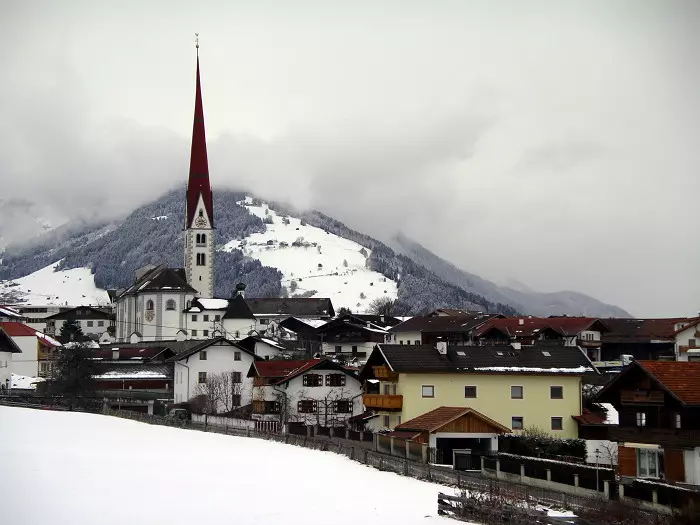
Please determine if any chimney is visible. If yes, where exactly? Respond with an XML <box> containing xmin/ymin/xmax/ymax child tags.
<box><xmin>436</xmin><ymin>341</ymin><xmax>447</xmax><ymax>355</ymax></box>
<box><xmin>518</xmin><ymin>319</ymin><xmax>524</xmax><ymax>325</ymax></box>
<box><xmin>366</xmin><ymin>322</ymin><xmax>371</xmax><ymax>328</ymax></box>
<box><xmin>511</xmin><ymin>342</ymin><xmax>521</xmax><ymax>351</ymax></box>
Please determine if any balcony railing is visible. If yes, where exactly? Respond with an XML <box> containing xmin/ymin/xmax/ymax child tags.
<box><xmin>609</xmin><ymin>425</ymin><xmax>700</xmax><ymax>449</ymax></box>
<box><xmin>577</xmin><ymin>338</ymin><xmax>602</xmax><ymax>347</ymax></box>
<box><xmin>620</xmin><ymin>390</ymin><xmax>664</xmax><ymax>405</ymax></box>
<box><xmin>362</xmin><ymin>394</ymin><xmax>402</xmax><ymax>411</ymax></box>
<box><xmin>372</xmin><ymin>366</ymin><xmax>398</xmax><ymax>381</ymax></box>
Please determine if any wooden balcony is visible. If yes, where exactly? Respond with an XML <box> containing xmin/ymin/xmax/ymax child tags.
<box><xmin>363</xmin><ymin>394</ymin><xmax>402</xmax><ymax>411</ymax></box>
<box><xmin>609</xmin><ymin>425</ymin><xmax>700</xmax><ymax>449</ymax></box>
<box><xmin>372</xmin><ymin>366</ymin><xmax>398</xmax><ymax>381</ymax></box>
<box><xmin>620</xmin><ymin>390</ymin><xmax>664</xmax><ymax>405</ymax></box>
<box><xmin>577</xmin><ymin>338</ymin><xmax>602</xmax><ymax>348</ymax></box>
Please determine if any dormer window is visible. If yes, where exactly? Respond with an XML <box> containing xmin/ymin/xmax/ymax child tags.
<box><xmin>199</xmin><ymin>210</ymin><xmax>203</xmax><ymax>217</ymax></box>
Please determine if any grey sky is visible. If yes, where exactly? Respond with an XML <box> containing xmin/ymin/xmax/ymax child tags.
<box><xmin>1</xmin><ymin>0</ymin><xmax>698</xmax><ymax>317</ymax></box>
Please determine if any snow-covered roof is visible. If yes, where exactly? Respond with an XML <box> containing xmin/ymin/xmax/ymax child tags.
<box><xmin>0</xmin><ymin>306</ymin><xmax>23</xmax><ymax>318</ymax></box>
<box><xmin>472</xmin><ymin>366</ymin><xmax>594</xmax><ymax>374</ymax></box>
<box><xmin>36</xmin><ymin>332</ymin><xmax>61</xmax><ymax>347</ymax></box>
<box><xmin>94</xmin><ymin>370</ymin><xmax>169</xmax><ymax>380</ymax></box>
<box><xmin>197</xmin><ymin>298</ymin><xmax>229</xmax><ymax>310</ymax></box>
<box><xmin>295</xmin><ymin>318</ymin><xmax>328</xmax><ymax>328</ymax></box>
<box><xmin>259</xmin><ymin>337</ymin><xmax>285</xmax><ymax>349</ymax></box>
<box><xmin>10</xmin><ymin>373</ymin><xmax>45</xmax><ymax>389</ymax></box>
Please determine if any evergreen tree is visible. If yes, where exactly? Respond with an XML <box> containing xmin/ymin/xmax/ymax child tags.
<box><xmin>59</xmin><ymin>319</ymin><xmax>84</xmax><ymax>343</ymax></box>
<box><xmin>49</xmin><ymin>344</ymin><xmax>101</xmax><ymax>409</ymax></box>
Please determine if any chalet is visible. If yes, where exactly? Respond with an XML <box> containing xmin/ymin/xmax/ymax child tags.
<box><xmin>598</xmin><ymin>318</ymin><xmax>683</xmax><ymax>368</ymax></box>
<box><xmin>246</xmin><ymin>297</ymin><xmax>335</xmax><ymax>326</ymax></box>
<box><xmin>317</xmin><ymin>315</ymin><xmax>388</xmax><ymax>361</ymax></box>
<box><xmin>596</xmin><ymin>361</ymin><xmax>700</xmax><ymax>485</ymax></box>
<box><xmin>360</xmin><ymin>342</ymin><xmax>596</xmax><ymax>436</ymax></box>
<box><xmin>0</xmin><ymin>322</ymin><xmax>61</xmax><ymax>377</ymax></box>
<box><xmin>0</xmin><ymin>328</ymin><xmax>22</xmax><ymax>391</ymax></box>
<box><xmin>387</xmin><ymin>314</ymin><xmax>500</xmax><ymax>346</ymax></box>
<box><xmin>674</xmin><ymin>317</ymin><xmax>700</xmax><ymax>362</ymax></box>
<box><xmin>247</xmin><ymin>358</ymin><xmax>362</xmax><ymax>427</ymax></box>
<box><xmin>44</xmin><ymin>306</ymin><xmax>114</xmax><ymax>340</ymax></box>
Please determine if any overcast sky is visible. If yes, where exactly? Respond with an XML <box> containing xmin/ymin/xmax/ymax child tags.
<box><xmin>1</xmin><ymin>0</ymin><xmax>699</xmax><ymax>317</ymax></box>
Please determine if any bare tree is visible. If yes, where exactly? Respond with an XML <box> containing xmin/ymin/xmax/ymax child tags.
<box><xmin>192</xmin><ymin>372</ymin><xmax>249</xmax><ymax>414</ymax></box>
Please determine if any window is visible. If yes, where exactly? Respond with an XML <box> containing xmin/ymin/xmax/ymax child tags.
<box><xmin>234</xmin><ymin>351</ymin><xmax>241</xmax><ymax>361</ymax></box>
<box><xmin>298</xmin><ymin>400</ymin><xmax>317</xmax><ymax>413</ymax></box>
<box><xmin>551</xmin><ymin>417</ymin><xmax>563</xmax><ymax>431</ymax></box>
<box><xmin>383</xmin><ymin>383</ymin><xmax>397</xmax><ymax>395</ymax></box>
<box><xmin>511</xmin><ymin>386</ymin><xmax>523</xmax><ymax>399</ymax></box>
<box><xmin>415</xmin><ymin>340</ymin><xmax>420</xmax><ymax>345</ymax></box>
<box><xmin>550</xmin><ymin>386</ymin><xmax>563</xmax><ymax>399</ymax></box>
<box><xmin>335</xmin><ymin>400</ymin><xmax>352</xmax><ymax>413</ymax></box>
<box><xmin>191</xmin><ymin>329</ymin><xmax>198</xmax><ymax>337</ymax></box>
<box><xmin>232</xmin><ymin>394</ymin><xmax>241</xmax><ymax>407</ymax></box>
<box><xmin>326</xmin><ymin>374</ymin><xmax>346</xmax><ymax>386</ymax></box>
<box><xmin>636</xmin><ymin>412</ymin><xmax>646</xmax><ymax>427</ymax></box>
<box><xmin>511</xmin><ymin>417</ymin><xmax>524</xmax><ymax>430</ymax></box>
<box><xmin>335</xmin><ymin>345</ymin><xmax>342</xmax><ymax>353</ymax></box>
<box><xmin>464</xmin><ymin>386</ymin><xmax>477</xmax><ymax>398</ymax></box>
<box><xmin>383</xmin><ymin>415</ymin><xmax>390</xmax><ymax>427</ymax></box>
<box><xmin>197</xmin><ymin>253</ymin><xmax>207</xmax><ymax>266</ymax></box>
<box><xmin>192</xmin><ymin>315</ymin><xmax>198</xmax><ymax>322</ymax></box>
<box><xmin>406</xmin><ymin>340</ymin><xmax>411</xmax><ymax>345</ymax></box>
<box><xmin>201</xmin><ymin>233</ymin><xmax>206</xmax><ymax>245</ymax></box>
<box><xmin>675</xmin><ymin>413</ymin><xmax>682</xmax><ymax>429</ymax></box>
<box><xmin>198</xmin><ymin>372</ymin><xmax>207</xmax><ymax>384</ymax></box>
<box><xmin>203</xmin><ymin>330</ymin><xmax>209</xmax><ymax>337</ymax></box>
<box><xmin>351</xmin><ymin>345</ymin><xmax>358</xmax><ymax>354</ymax></box>
<box><xmin>399</xmin><ymin>340</ymin><xmax>404</xmax><ymax>345</ymax></box>
<box><xmin>214</xmin><ymin>315</ymin><xmax>221</xmax><ymax>322</ymax></box>
<box><xmin>259</xmin><ymin>319</ymin><xmax>269</xmax><ymax>325</ymax></box>
<box><xmin>421</xmin><ymin>385</ymin><xmax>434</xmax><ymax>398</ymax></box>
<box><xmin>196</xmin><ymin>233</ymin><xmax>207</xmax><ymax>246</ymax></box>
<box><xmin>87</xmin><ymin>320</ymin><xmax>93</xmax><ymax>327</ymax></box>
<box><xmin>637</xmin><ymin>449</ymin><xmax>659</xmax><ymax>478</ymax></box>
<box><xmin>232</xmin><ymin>372</ymin><xmax>242</xmax><ymax>383</ymax></box>
<box><xmin>690</xmin><ymin>339</ymin><xmax>697</xmax><ymax>348</ymax></box>
<box><xmin>98</xmin><ymin>320</ymin><xmax>104</xmax><ymax>327</ymax></box>
<box><xmin>203</xmin><ymin>315</ymin><xmax>209</xmax><ymax>322</ymax></box>
<box><xmin>199</xmin><ymin>210</ymin><xmax>203</xmax><ymax>217</ymax></box>
<box><xmin>146</xmin><ymin>300</ymin><xmax>154</xmax><ymax>311</ymax></box>
<box><xmin>303</xmin><ymin>374</ymin><xmax>323</xmax><ymax>387</ymax></box>
<box><xmin>199</xmin><ymin>351</ymin><xmax>207</xmax><ymax>360</ymax></box>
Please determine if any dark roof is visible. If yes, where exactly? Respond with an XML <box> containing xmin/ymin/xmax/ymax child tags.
<box><xmin>93</xmin><ymin>364</ymin><xmax>172</xmax><ymax>381</ymax></box>
<box><xmin>0</xmin><ymin>328</ymin><xmax>22</xmax><ymax>353</ymax></box>
<box><xmin>601</xmin><ymin>318</ymin><xmax>688</xmax><ymax>343</ymax></box>
<box><xmin>362</xmin><ymin>343</ymin><xmax>596</xmax><ymax>376</ymax></box>
<box><xmin>166</xmin><ymin>337</ymin><xmax>256</xmax><ymax>362</ymax></box>
<box><xmin>390</xmin><ymin>314</ymin><xmax>498</xmax><ymax>334</ymax></box>
<box><xmin>572</xmin><ymin>409</ymin><xmax>607</xmax><ymax>426</ymax></box>
<box><xmin>474</xmin><ymin>317</ymin><xmax>607</xmax><ymax>338</ymax></box>
<box><xmin>637</xmin><ymin>361</ymin><xmax>700</xmax><ymax>405</ymax></box>
<box><xmin>223</xmin><ymin>295</ymin><xmax>256</xmax><ymax>320</ymax></box>
<box><xmin>246</xmin><ymin>298</ymin><xmax>335</xmax><ymax>318</ymax></box>
<box><xmin>673</xmin><ymin>317</ymin><xmax>700</xmax><ymax>335</ymax></box>
<box><xmin>396</xmin><ymin>406</ymin><xmax>510</xmax><ymax>434</ymax></box>
<box><xmin>248</xmin><ymin>358</ymin><xmax>359</xmax><ymax>385</ymax></box>
<box><xmin>429</xmin><ymin>308</ymin><xmax>475</xmax><ymax>317</ymax></box>
<box><xmin>317</xmin><ymin>316</ymin><xmax>388</xmax><ymax>335</ymax></box>
<box><xmin>45</xmin><ymin>306</ymin><xmax>113</xmax><ymax>321</ymax></box>
<box><xmin>91</xmin><ymin>346</ymin><xmax>174</xmax><ymax>361</ymax></box>
<box><xmin>236</xmin><ymin>335</ymin><xmax>285</xmax><ymax>352</ymax></box>
<box><xmin>120</xmin><ymin>265</ymin><xmax>197</xmax><ymax>296</ymax></box>
<box><xmin>351</xmin><ymin>314</ymin><xmax>402</xmax><ymax>328</ymax></box>
<box><xmin>102</xmin><ymin>339</ymin><xmax>204</xmax><ymax>355</ymax></box>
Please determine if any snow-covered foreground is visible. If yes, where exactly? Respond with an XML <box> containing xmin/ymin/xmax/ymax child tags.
<box><xmin>0</xmin><ymin>260</ymin><xmax>110</xmax><ymax>306</ymax></box>
<box><xmin>2</xmin><ymin>407</ymin><xmax>454</xmax><ymax>525</ymax></box>
<box><xmin>223</xmin><ymin>198</ymin><xmax>398</xmax><ymax>313</ymax></box>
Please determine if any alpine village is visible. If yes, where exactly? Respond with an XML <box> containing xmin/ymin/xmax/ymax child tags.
<box><xmin>2</xmin><ymin>46</ymin><xmax>699</xmax><ymax>524</ymax></box>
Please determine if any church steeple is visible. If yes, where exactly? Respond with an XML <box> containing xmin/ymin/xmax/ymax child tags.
<box><xmin>184</xmin><ymin>35</ymin><xmax>214</xmax><ymax>299</ymax></box>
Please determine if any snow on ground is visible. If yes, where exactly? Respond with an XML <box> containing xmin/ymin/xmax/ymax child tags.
<box><xmin>0</xmin><ymin>260</ymin><xmax>110</xmax><ymax>306</ymax></box>
<box><xmin>223</xmin><ymin>198</ymin><xmax>398</xmax><ymax>313</ymax></box>
<box><xmin>2</xmin><ymin>406</ymin><xmax>457</xmax><ymax>525</ymax></box>
<box><xmin>10</xmin><ymin>373</ymin><xmax>45</xmax><ymax>389</ymax></box>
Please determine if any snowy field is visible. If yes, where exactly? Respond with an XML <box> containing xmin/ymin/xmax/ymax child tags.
<box><xmin>0</xmin><ymin>260</ymin><xmax>110</xmax><ymax>306</ymax></box>
<box><xmin>222</xmin><ymin>198</ymin><xmax>398</xmax><ymax>313</ymax></box>
<box><xmin>1</xmin><ymin>407</ymin><xmax>454</xmax><ymax>525</ymax></box>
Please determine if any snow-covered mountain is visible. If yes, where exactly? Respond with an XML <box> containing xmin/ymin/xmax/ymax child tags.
<box><xmin>0</xmin><ymin>198</ymin><xmax>65</xmax><ymax>250</ymax></box>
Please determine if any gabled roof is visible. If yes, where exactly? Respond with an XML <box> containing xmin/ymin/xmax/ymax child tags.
<box><xmin>166</xmin><ymin>337</ymin><xmax>257</xmax><ymax>362</ymax></box>
<box><xmin>246</xmin><ymin>298</ymin><xmax>335</xmax><ymax>318</ymax></box>
<box><xmin>673</xmin><ymin>317</ymin><xmax>700</xmax><ymax>336</ymax></box>
<box><xmin>396</xmin><ymin>406</ymin><xmax>510</xmax><ymax>434</ymax></box>
<box><xmin>93</xmin><ymin>364</ymin><xmax>172</xmax><ymax>381</ymax></box>
<box><xmin>601</xmin><ymin>318</ymin><xmax>689</xmax><ymax>343</ymax></box>
<box><xmin>237</xmin><ymin>335</ymin><xmax>285</xmax><ymax>352</ymax></box>
<box><xmin>390</xmin><ymin>314</ymin><xmax>498</xmax><ymax>334</ymax></box>
<box><xmin>362</xmin><ymin>343</ymin><xmax>595</xmax><ymax>377</ymax></box>
<box><xmin>0</xmin><ymin>321</ymin><xmax>38</xmax><ymax>337</ymax></box>
<box><xmin>0</xmin><ymin>306</ymin><xmax>24</xmax><ymax>319</ymax></box>
<box><xmin>0</xmin><ymin>328</ymin><xmax>22</xmax><ymax>353</ymax></box>
<box><xmin>120</xmin><ymin>265</ymin><xmax>197</xmax><ymax>297</ymax></box>
<box><xmin>572</xmin><ymin>409</ymin><xmax>607</xmax><ymax>426</ymax></box>
<box><xmin>350</xmin><ymin>314</ymin><xmax>402</xmax><ymax>328</ymax></box>
<box><xmin>91</xmin><ymin>346</ymin><xmax>174</xmax><ymax>361</ymax></box>
<box><xmin>222</xmin><ymin>295</ymin><xmax>256</xmax><ymax>320</ymax></box>
<box><xmin>317</xmin><ymin>316</ymin><xmax>388</xmax><ymax>335</ymax></box>
<box><xmin>45</xmin><ymin>306</ymin><xmax>113</xmax><ymax>321</ymax></box>
<box><xmin>248</xmin><ymin>358</ymin><xmax>359</xmax><ymax>385</ymax></box>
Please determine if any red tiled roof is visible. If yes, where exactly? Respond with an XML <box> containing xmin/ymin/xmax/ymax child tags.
<box><xmin>636</xmin><ymin>361</ymin><xmax>700</xmax><ymax>405</ymax></box>
<box><xmin>546</xmin><ymin>317</ymin><xmax>606</xmax><ymax>336</ymax></box>
<box><xmin>673</xmin><ymin>317</ymin><xmax>700</xmax><ymax>336</ymax></box>
<box><xmin>573</xmin><ymin>409</ymin><xmax>607</xmax><ymax>425</ymax></box>
<box><xmin>396</xmin><ymin>406</ymin><xmax>510</xmax><ymax>433</ymax></box>
<box><xmin>0</xmin><ymin>322</ymin><xmax>38</xmax><ymax>337</ymax></box>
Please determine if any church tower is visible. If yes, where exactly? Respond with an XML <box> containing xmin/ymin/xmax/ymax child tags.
<box><xmin>184</xmin><ymin>38</ymin><xmax>214</xmax><ymax>298</ymax></box>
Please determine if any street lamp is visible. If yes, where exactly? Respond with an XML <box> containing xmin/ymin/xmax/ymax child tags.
<box><xmin>595</xmin><ymin>448</ymin><xmax>601</xmax><ymax>493</ymax></box>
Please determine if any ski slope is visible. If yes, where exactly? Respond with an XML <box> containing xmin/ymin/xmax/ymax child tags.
<box><xmin>2</xmin><ymin>406</ymin><xmax>455</xmax><ymax>525</ymax></box>
<box><xmin>0</xmin><ymin>260</ymin><xmax>110</xmax><ymax>306</ymax></box>
<box><xmin>223</xmin><ymin>198</ymin><xmax>398</xmax><ymax>313</ymax></box>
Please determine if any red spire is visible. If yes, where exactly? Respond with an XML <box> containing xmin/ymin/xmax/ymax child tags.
<box><xmin>185</xmin><ymin>49</ymin><xmax>213</xmax><ymax>228</ymax></box>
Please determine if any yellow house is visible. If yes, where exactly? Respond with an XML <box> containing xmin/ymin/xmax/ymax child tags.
<box><xmin>360</xmin><ymin>342</ymin><xmax>596</xmax><ymax>439</ymax></box>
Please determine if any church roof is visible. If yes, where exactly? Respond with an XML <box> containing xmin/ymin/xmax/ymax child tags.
<box><xmin>223</xmin><ymin>295</ymin><xmax>256</xmax><ymax>320</ymax></box>
<box><xmin>185</xmin><ymin>51</ymin><xmax>213</xmax><ymax>228</ymax></box>
<box><xmin>119</xmin><ymin>265</ymin><xmax>197</xmax><ymax>297</ymax></box>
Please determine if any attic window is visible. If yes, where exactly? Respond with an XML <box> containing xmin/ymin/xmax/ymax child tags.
<box><xmin>542</xmin><ymin>351</ymin><xmax>551</xmax><ymax>357</ymax></box>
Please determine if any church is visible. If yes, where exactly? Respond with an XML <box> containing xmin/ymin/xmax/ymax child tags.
<box><xmin>114</xmin><ymin>45</ymin><xmax>254</xmax><ymax>343</ymax></box>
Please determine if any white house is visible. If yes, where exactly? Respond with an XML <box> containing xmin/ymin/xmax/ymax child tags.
<box><xmin>0</xmin><ymin>322</ymin><xmax>60</xmax><ymax>377</ymax></box>
<box><xmin>169</xmin><ymin>337</ymin><xmax>260</xmax><ymax>412</ymax></box>
<box><xmin>675</xmin><ymin>317</ymin><xmax>700</xmax><ymax>362</ymax></box>
<box><xmin>0</xmin><ymin>328</ymin><xmax>22</xmax><ymax>391</ymax></box>
<box><xmin>0</xmin><ymin>306</ymin><xmax>25</xmax><ymax>323</ymax></box>
<box><xmin>182</xmin><ymin>295</ymin><xmax>258</xmax><ymax>341</ymax></box>
<box><xmin>43</xmin><ymin>306</ymin><xmax>114</xmax><ymax>340</ymax></box>
<box><xmin>248</xmin><ymin>359</ymin><xmax>362</xmax><ymax>427</ymax></box>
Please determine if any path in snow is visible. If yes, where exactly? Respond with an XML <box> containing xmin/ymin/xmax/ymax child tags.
<box><xmin>2</xmin><ymin>407</ymin><xmax>457</xmax><ymax>525</ymax></box>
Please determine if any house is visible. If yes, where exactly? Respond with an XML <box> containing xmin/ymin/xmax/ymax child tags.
<box><xmin>317</xmin><ymin>315</ymin><xmax>388</xmax><ymax>361</ymax></box>
<box><xmin>236</xmin><ymin>335</ymin><xmax>290</xmax><ymax>360</ymax></box>
<box><xmin>180</xmin><ymin>295</ymin><xmax>256</xmax><ymax>340</ymax></box>
<box><xmin>275</xmin><ymin>316</ymin><xmax>325</xmax><ymax>355</ymax></box>
<box><xmin>0</xmin><ymin>328</ymin><xmax>22</xmax><ymax>391</ymax></box>
<box><xmin>360</xmin><ymin>342</ymin><xmax>596</xmax><ymax>437</ymax></box>
<box><xmin>0</xmin><ymin>322</ymin><xmax>61</xmax><ymax>377</ymax></box>
<box><xmin>168</xmin><ymin>337</ymin><xmax>260</xmax><ymax>411</ymax></box>
<box><xmin>247</xmin><ymin>358</ymin><xmax>362</xmax><ymax>427</ymax></box>
<box><xmin>44</xmin><ymin>306</ymin><xmax>114</xmax><ymax>340</ymax></box>
<box><xmin>674</xmin><ymin>317</ymin><xmax>700</xmax><ymax>362</ymax></box>
<box><xmin>389</xmin><ymin>406</ymin><xmax>510</xmax><ymax>467</ymax></box>
<box><xmin>387</xmin><ymin>314</ymin><xmax>500</xmax><ymax>346</ymax></box>
<box><xmin>246</xmin><ymin>297</ymin><xmax>335</xmax><ymax>326</ymax></box>
<box><xmin>598</xmin><ymin>318</ymin><xmax>684</xmax><ymax>368</ymax></box>
<box><xmin>596</xmin><ymin>360</ymin><xmax>700</xmax><ymax>485</ymax></box>
<box><xmin>114</xmin><ymin>265</ymin><xmax>198</xmax><ymax>342</ymax></box>
<box><xmin>0</xmin><ymin>305</ymin><xmax>26</xmax><ymax>322</ymax></box>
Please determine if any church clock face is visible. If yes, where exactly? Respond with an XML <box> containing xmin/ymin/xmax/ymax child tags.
<box><xmin>195</xmin><ymin>216</ymin><xmax>208</xmax><ymax>228</ymax></box>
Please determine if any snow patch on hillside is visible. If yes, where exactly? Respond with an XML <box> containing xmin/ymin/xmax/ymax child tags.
<box><xmin>223</xmin><ymin>198</ymin><xmax>398</xmax><ymax>313</ymax></box>
<box><xmin>0</xmin><ymin>261</ymin><xmax>110</xmax><ymax>306</ymax></box>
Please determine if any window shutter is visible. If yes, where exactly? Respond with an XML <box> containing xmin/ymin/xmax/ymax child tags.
<box><xmin>303</xmin><ymin>375</ymin><xmax>308</xmax><ymax>386</ymax></box>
